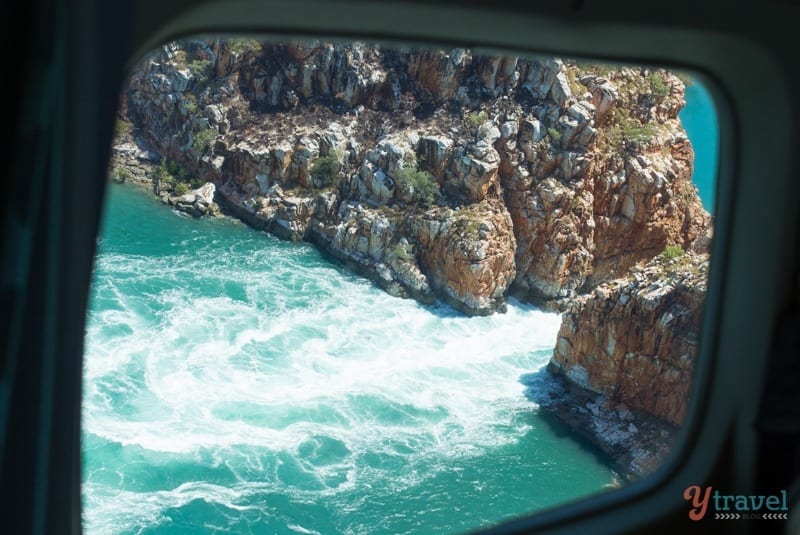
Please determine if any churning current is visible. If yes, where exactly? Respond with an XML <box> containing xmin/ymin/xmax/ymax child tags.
<box><xmin>82</xmin><ymin>184</ymin><xmax>617</xmax><ymax>535</ymax></box>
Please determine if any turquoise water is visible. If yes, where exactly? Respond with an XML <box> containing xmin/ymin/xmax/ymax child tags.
<box><xmin>83</xmin><ymin>78</ymin><xmax>716</xmax><ymax>534</ymax></box>
<box><xmin>82</xmin><ymin>185</ymin><xmax>618</xmax><ymax>534</ymax></box>
<box><xmin>680</xmin><ymin>80</ymin><xmax>719</xmax><ymax>213</ymax></box>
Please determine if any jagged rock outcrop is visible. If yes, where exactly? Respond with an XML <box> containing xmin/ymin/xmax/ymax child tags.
<box><xmin>307</xmin><ymin>200</ymin><xmax>434</xmax><ymax>304</ymax></box>
<box><xmin>527</xmin><ymin>369</ymin><xmax>679</xmax><ymax>479</ymax></box>
<box><xmin>549</xmin><ymin>251</ymin><xmax>708</xmax><ymax>425</ymax></box>
<box><xmin>534</xmin><ymin>250</ymin><xmax>708</xmax><ymax>477</ymax></box>
<box><xmin>498</xmin><ymin>70</ymin><xmax>709</xmax><ymax>308</ymax></box>
<box><xmin>162</xmin><ymin>182</ymin><xmax>221</xmax><ymax>217</ymax></box>
<box><xmin>111</xmin><ymin>38</ymin><xmax>717</xmax><ymax>477</ymax></box>
<box><xmin>118</xmin><ymin>38</ymin><xmax>710</xmax><ymax>316</ymax></box>
<box><xmin>408</xmin><ymin>199</ymin><xmax>516</xmax><ymax>315</ymax></box>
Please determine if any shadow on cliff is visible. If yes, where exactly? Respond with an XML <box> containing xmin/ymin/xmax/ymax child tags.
<box><xmin>519</xmin><ymin>369</ymin><xmax>621</xmax><ymax>476</ymax></box>
<box><xmin>519</xmin><ymin>367</ymin><xmax>571</xmax><ymax>410</ymax></box>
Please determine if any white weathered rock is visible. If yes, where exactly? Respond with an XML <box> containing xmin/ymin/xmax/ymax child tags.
<box><xmin>500</xmin><ymin>120</ymin><xmax>518</xmax><ymax>139</ymax></box>
<box><xmin>167</xmin><ymin>182</ymin><xmax>219</xmax><ymax>217</ymax></box>
<box><xmin>518</xmin><ymin>119</ymin><xmax>544</xmax><ymax>143</ymax></box>
<box><xmin>550</xmin><ymin>72</ymin><xmax>573</xmax><ymax>109</ymax></box>
<box><xmin>204</xmin><ymin>104</ymin><xmax>225</xmax><ymax>125</ymax></box>
<box><xmin>365</xmin><ymin>135</ymin><xmax>415</xmax><ymax>178</ymax></box>
<box><xmin>477</xmin><ymin>121</ymin><xmax>501</xmax><ymax>144</ymax></box>
<box><xmin>172</xmin><ymin>69</ymin><xmax>193</xmax><ymax>92</ymax></box>
<box><xmin>357</xmin><ymin>162</ymin><xmax>395</xmax><ymax>204</ymax></box>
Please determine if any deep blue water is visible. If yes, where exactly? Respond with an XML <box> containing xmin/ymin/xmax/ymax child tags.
<box><xmin>681</xmin><ymin>80</ymin><xmax>719</xmax><ymax>213</ymax></box>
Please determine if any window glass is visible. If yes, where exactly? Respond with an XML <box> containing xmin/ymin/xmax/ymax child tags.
<box><xmin>84</xmin><ymin>38</ymin><xmax>717</xmax><ymax>534</ymax></box>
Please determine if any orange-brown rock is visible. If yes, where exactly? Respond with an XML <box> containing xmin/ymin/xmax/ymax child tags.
<box><xmin>121</xmin><ymin>38</ymin><xmax>711</xmax><ymax>316</ymax></box>
<box><xmin>499</xmin><ymin>68</ymin><xmax>710</xmax><ymax>308</ymax></box>
<box><xmin>409</xmin><ymin>199</ymin><xmax>517</xmax><ymax>315</ymax></box>
<box><xmin>115</xmin><ymin>40</ymin><xmax>718</xmax><ymax>474</ymax></box>
<box><xmin>587</xmin><ymin>131</ymin><xmax>710</xmax><ymax>288</ymax></box>
<box><xmin>405</xmin><ymin>49</ymin><xmax>471</xmax><ymax>104</ymax></box>
<box><xmin>549</xmin><ymin>252</ymin><xmax>708</xmax><ymax>425</ymax></box>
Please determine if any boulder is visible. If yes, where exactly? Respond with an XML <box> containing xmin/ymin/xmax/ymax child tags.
<box><xmin>166</xmin><ymin>182</ymin><xmax>220</xmax><ymax>217</ymax></box>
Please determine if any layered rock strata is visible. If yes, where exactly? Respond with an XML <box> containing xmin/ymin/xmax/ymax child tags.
<box><xmin>549</xmin><ymin>252</ymin><xmax>708</xmax><ymax>425</ymax></box>
<box><xmin>542</xmin><ymin>252</ymin><xmax>708</xmax><ymax>475</ymax></box>
<box><xmin>112</xmin><ymin>39</ymin><xmax>714</xmax><ymax>474</ymax></box>
<box><xmin>117</xmin><ymin>39</ymin><xmax>710</xmax><ymax>316</ymax></box>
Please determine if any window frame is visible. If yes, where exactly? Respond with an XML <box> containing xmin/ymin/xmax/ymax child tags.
<box><xmin>3</xmin><ymin>0</ymin><xmax>799</xmax><ymax>533</ymax></box>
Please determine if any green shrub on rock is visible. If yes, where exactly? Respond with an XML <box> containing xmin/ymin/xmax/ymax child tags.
<box><xmin>648</xmin><ymin>73</ymin><xmax>670</xmax><ymax>97</ymax></box>
<box><xmin>396</xmin><ymin>165</ymin><xmax>438</xmax><ymax>206</ymax></box>
<box><xmin>310</xmin><ymin>151</ymin><xmax>343</xmax><ymax>187</ymax></box>
<box><xmin>188</xmin><ymin>59</ymin><xmax>212</xmax><ymax>86</ymax></box>
<box><xmin>228</xmin><ymin>38</ymin><xmax>262</xmax><ymax>55</ymax></box>
<box><xmin>110</xmin><ymin>167</ymin><xmax>132</xmax><ymax>183</ymax></box>
<box><xmin>468</xmin><ymin>111</ymin><xmax>489</xmax><ymax>126</ymax></box>
<box><xmin>154</xmin><ymin>158</ymin><xmax>176</xmax><ymax>186</ymax></box>
<box><xmin>661</xmin><ymin>244</ymin><xmax>685</xmax><ymax>259</ymax></box>
<box><xmin>193</xmin><ymin>128</ymin><xmax>216</xmax><ymax>155</ymax></box>
<box><xmin>391</xmin><ymin>243</ymin><xmax>412</xmax><ymax>262</ymax></box>
<box><xmin>154</xmin><ymin>157</ymin><xmax>203</xmax><ymax>193</ymax></box>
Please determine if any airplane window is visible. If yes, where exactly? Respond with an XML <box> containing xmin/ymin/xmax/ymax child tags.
<box><xmin>82</xmin><ymin>38</ymin><xmax>718</xmax><ymax>534</ymax></box>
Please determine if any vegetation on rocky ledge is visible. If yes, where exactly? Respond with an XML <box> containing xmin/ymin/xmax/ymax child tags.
<box><xmin>396</xmin><ymin>165</ymin><xmax>438</xmax><ymax>206</ymax></box>
<box><xmin>109</xmin><ymin>38</ymin><xmax>713</xmax><ymax>476</ymax></box>
<box><xmin>310</xmin><ymin>151</ymin><xmax>343</xmax><ymax>187</ymax></box>
<box><xmin>117</xmin><ymin>38</ymin><xmax>709</xmax><ymax>317</ymax></box>
<box><xmin>661</xmin><ymin>244</ymin><xmax>686</xmax><ymax>259</ymax></box>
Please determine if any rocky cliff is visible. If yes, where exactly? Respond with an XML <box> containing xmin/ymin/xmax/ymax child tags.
<box><xmin>112</xmin><ymin>39</ymin><xmax>713</xmax><ymax>474</ymax></box>
<box><xmin>534</xmin><ymin>250</ymin><xmax>709</xmax><ymax>477</ymax></box>
<box><xmin>115</xmin><ymin>38</ymin><xmax>709</xmax><ymax>316</ymax></box>
<box><xmin>550</xmin><ymin>250</ymin><xmax>708</xmax><ymax>426</ymax></box>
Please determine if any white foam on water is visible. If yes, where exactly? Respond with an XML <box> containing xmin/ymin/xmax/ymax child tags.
<box><xmin>82</xmin><ymin>480</ymin><xmax>270</xmax><ymax>535</ymax></box>
<box><xmin>83</xmin><ymin>212</ymin><xmax>564</xmax><ymax>532</ymax></box>
<box><xmin>85</xmin><ymin>285</ymin><xmax>559</xmax><ymax>452</ymax></box>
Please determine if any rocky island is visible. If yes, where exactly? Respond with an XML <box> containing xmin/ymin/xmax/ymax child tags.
<box><xmin>110</xmin><ymin>38</ymin><xmax>712</xmax><ymax>479</ymax></box>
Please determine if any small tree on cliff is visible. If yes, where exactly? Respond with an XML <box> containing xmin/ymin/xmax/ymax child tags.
<box><xmin>193</xmin><ymin>128</ymin><xmax>216</xmax><ymax>157</ymax></box>
<box><xmin>396</xmin><ymin>165</ymin><xmax>438</xmax><ymax>206</ymax></box>
<box><xmin>661</xmin><ymin>244</ymin><xmax>685</xmax><ymax>259</ymax></box>
<box><xmin>310</xmin><ymin>150</ymin><xmax>343</xmax><ymax>187</ymax></box>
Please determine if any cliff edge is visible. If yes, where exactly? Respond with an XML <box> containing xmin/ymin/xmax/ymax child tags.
<box><xmin>111</xmin><ymin>39</ymin><xmax>713</xmax><ymax>476</ymax></box>
<box><xmin>114</xmin><ymin>39</ymin><xmax>709</xmax><ymax>316</ymax></box>
<box><xmin>541</xmin><ymin>250</ymin><xmax>709</xmax><ymax>476</ymax></box>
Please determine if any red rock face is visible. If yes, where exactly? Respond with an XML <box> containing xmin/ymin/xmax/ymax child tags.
<box><xmin>111</xmin><ymin>42</ymin><xmax>716</xmax><ymax>478</ymax></box>
<box><xmin>550</xmin><ymin>253</ymin><xmax>708</xmax><ymax>425</ymax></box>
<box><xmin>498</xmin><ymin>69</ymin><xmax>710</xmax><ymax>307</ymax></box>
<box><xmin>406</xmin><ymin>49</ymin><xmax>471</xmax><ymax>104</ymax></box>
<box><xmin>120</xmin><ymin>39</ymin><xmax>710</xmax><ymax>319</ymax></box>
<box><xmin>409</xmin><ymin>199</ymin><xmax>517</xmax><ymax>315</ymax></box>
<box><xmin>587</xmin><ymin>135</ymin><xmax>710</xmax><ymax>288</ymax></box>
